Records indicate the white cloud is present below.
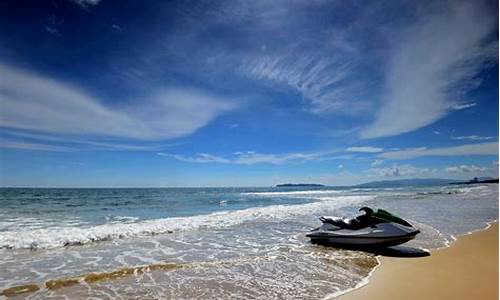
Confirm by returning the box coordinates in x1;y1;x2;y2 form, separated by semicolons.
0;130;177;151
157;153;230;164
367;164;433;177
0;139;72;152
380;142;498;160
223;2;407;118
0;63;235;141
433;130;441;135
234;152;319;165
241;49;367;114
347;146;383;153
445;164;487;173
69;0;101;7
451;135;494;141
371;159;384;166
158;150;344;165
451;102;477;110
44;15;62;35
361;1;497;138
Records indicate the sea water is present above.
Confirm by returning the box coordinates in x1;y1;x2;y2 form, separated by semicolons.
0;184;497;299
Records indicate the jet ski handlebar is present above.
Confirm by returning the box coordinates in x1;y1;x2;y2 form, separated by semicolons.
359;207;374;215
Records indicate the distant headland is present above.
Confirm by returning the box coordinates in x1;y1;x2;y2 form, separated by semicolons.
450;177;499;185
275;183;325;187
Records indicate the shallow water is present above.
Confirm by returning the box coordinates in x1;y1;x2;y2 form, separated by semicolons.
0;184;497;299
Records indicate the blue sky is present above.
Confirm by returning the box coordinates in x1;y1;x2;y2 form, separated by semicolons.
0;0;498;187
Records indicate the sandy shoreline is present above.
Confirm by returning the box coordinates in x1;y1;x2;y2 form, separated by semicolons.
337;222;499;300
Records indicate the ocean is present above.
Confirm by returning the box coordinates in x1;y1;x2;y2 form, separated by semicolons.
0;184;497;299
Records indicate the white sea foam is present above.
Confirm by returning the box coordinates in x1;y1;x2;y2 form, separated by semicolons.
0;195;372;250
452;184;491;194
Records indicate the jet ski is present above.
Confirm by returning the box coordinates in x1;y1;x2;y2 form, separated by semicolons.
307;207;420;247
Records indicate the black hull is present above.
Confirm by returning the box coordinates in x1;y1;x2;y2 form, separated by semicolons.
310;236;415;248
307;230;419;248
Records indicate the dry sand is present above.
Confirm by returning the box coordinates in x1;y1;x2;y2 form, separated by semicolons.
338;222;498;300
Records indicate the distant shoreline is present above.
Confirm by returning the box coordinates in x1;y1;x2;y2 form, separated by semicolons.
450;178;499;185
275;183;325;187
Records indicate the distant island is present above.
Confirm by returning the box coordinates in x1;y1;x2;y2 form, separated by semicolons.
276;183;325;187
450;177;499;185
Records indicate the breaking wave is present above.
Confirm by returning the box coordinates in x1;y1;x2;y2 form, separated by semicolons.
0;195;373;250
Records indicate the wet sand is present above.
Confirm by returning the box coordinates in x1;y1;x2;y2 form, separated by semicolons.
338;222;499;300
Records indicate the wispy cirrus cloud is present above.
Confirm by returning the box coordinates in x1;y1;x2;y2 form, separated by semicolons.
361;0;497;138
445;164;488;173
371;159;384;166
188;1;376;116
0;137;164;152
380;142;498;160
44;15;63;35
242;51;366;114
233;151;328;165
0;130;179;152
157;153;231;164
451;135;495;141
0;139;73;152
158;150;347;165
451;102;477;110
69;0;101;8
0;63;235;142
347;146;384;153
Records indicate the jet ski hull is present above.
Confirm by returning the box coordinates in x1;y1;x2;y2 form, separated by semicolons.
307;230;419;247
307;216;420;248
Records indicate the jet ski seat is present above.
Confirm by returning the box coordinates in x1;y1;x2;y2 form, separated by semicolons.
319;216;367;230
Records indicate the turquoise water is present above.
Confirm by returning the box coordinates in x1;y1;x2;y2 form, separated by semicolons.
0;184;497;299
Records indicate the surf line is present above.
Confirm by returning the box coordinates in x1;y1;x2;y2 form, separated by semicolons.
0;256;275;297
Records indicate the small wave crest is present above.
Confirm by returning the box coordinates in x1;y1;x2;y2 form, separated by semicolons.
105;216;140;223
